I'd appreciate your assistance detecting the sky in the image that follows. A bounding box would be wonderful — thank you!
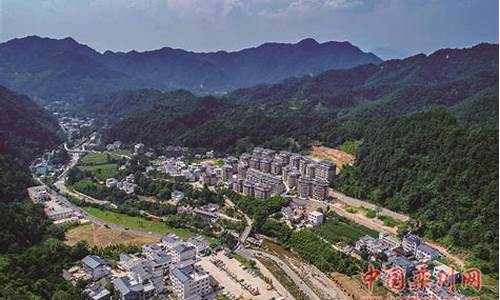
[0,0,498,59]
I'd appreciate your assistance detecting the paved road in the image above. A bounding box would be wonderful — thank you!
[248,249,322,300]
[329,189,409,222]
[228,196,321,300]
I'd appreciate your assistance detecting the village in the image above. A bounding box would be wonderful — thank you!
[27,118,476,300]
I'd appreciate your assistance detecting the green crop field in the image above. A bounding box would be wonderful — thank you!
[79,151,129,166]
[78,163,117,181]
[313,218,378,246]
[84,207,219,245]
[84,207,195,238]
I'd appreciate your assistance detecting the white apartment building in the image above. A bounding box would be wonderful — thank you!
[171,262,212,300]
[308,211,324,226]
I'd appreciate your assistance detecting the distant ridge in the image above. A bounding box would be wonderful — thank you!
[0,36,382,100]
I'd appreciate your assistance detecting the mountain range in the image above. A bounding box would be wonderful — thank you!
[0,36,381,100]
[73,42,498,151]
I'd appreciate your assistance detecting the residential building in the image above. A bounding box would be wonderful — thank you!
[201,172,217,186]
[81,255,110,281]
[385,256,415,276]
[170,261,212,300]
[402,234,422,255]
[242,180,254,197]
[84,283,111,300]
[432,265,460,284]
[254,182,272,199]
[46,207,74,221]
[188,236,208,256]
[162,234,182,251]
[113,277,155,300]
[416,243,440,261]
[27,186,50,203]
[221,164,233,181]
[134,143,145,155]
[172,243,196,263]
[297,176,313,199]
[315,161,336,183]
[311,178,328,200]
[246,168,285,195]
[308,211,324,226]
[379,232,401,250]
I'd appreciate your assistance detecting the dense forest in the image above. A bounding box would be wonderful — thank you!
[92,43,498,152]
[335,110,498,272]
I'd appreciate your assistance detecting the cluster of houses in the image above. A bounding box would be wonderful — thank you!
[65,234,214,300]
[355,232,466,299]
[280,203,325,227]
[58,115,94,141]
[27,185,87,224]
[31,148,68,177]
[225,147,336,201]
[106,174,138,194]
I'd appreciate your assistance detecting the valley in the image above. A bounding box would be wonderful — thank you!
[0,27,497,300]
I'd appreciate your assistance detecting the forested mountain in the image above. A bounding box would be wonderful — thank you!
[97,43,498,150]
[230,43,498,121]
[335,110,498,272]
[0,36,381,100]
[0,86,62,202]
[0,86,84,299]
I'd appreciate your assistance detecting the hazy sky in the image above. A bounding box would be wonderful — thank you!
[1,0,498,59]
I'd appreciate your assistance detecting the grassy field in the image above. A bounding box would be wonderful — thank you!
[337,140,363,156]
[79,163,118,181]
[79,151,129,166]
[313,218,378,246]
[84,207,195,238]
[65,223,158,247]
[83,207,219,245]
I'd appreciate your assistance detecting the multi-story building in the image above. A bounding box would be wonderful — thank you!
[27,186,50,203]
[402,234,422,255]
[311,179,328,200]
[231,178,244,193]
[201,172,217,186]
[297,176,313,199]
[379,231,401,250]
[170,261,212,300]
[172,243,196,263]
[225,156,238,170]
[242,180,254,197]
[82,255,110,281]
[308,211,324,226]
[248,157,260,170]
[306,163,316,178]
[246,168,285,195]
[221,164,233,181]
[113,277,155,300]
[237,162,249,178]
[239,153,251,165]
[254,183,272,199]
[416,243,440,261]
[259,158,271,173]
[315,161,336,183]
[187,236,208,256]
[270,159,284,175]
[162,233,182,251]
[290,155,301,169]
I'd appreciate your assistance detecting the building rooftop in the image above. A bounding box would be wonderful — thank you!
[82,255,106,269]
